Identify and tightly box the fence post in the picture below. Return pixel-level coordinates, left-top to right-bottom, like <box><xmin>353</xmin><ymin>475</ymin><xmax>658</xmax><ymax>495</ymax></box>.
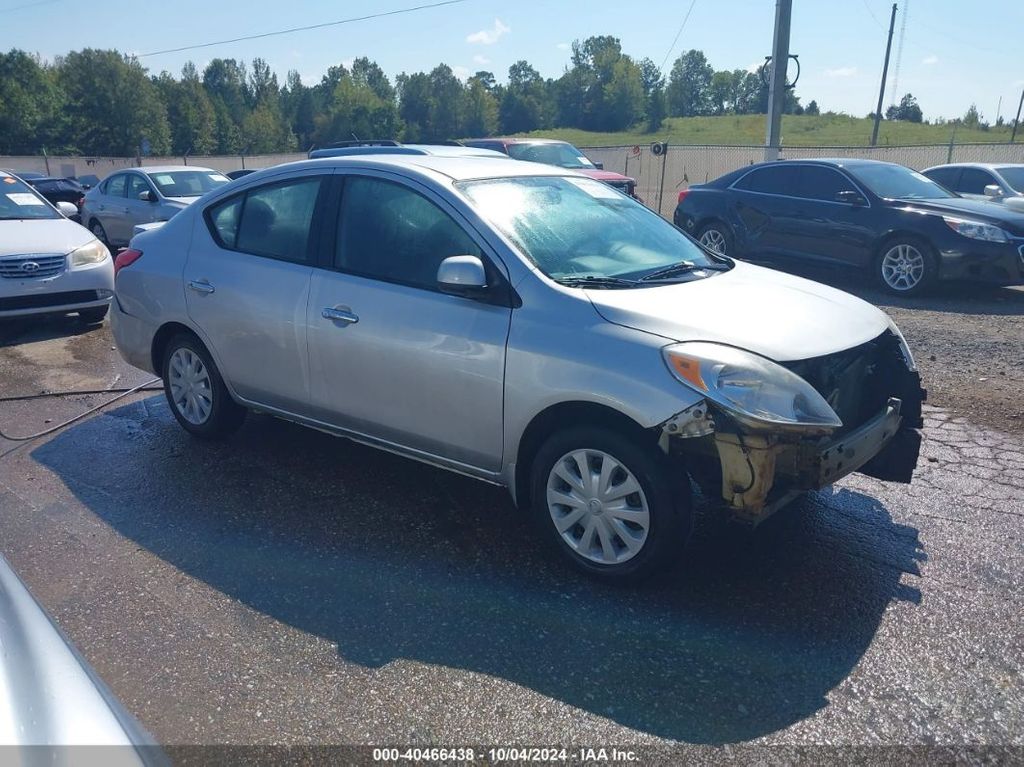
<box><xmin>657</xmin><ymin>145</ymin><xmax>668</xmax><ymax>216</ymax></box>
<box><xmin>42</xmin><ymin>148</ymin><xmax>50</xmax><ymax>176</ymax></box>
<box><xmin>240</xmin><ymin>155</ymin><xmax>246</xmax><ymax>170</ymax></box>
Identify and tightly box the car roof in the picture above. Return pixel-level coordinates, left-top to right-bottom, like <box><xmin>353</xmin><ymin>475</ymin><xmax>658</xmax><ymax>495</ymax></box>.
<box><xmin>308</xmin><ymin>144</ymin><xmax>505</xmax><ymax>159</ymax></box>
<box><xmin>470</xmin><ymin>137</ymin><xmax>570</xmax><ymax>146</ymax></box>
<box><xmin>137</xmin><ymin>165</ymin><xmax>217</xmax><ymax>174</ymax></box>
<box><xmin>921</xmin><ymin>162</ymin><xmax>1024</xmax><ymax>171</ymax></box>
<box><xmin>249</xmin><ymin>155</ymin><xmax>572</xmax><ymax>184</ymax></box>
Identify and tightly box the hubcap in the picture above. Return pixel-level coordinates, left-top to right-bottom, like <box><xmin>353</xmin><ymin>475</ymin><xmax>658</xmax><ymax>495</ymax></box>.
<box><xmin>168</xmin><ymin>348</ymin><xmax>213</xmax><ymax>425</ymax></box>
<box><xmin>699</xmin><ymin>228</ymin><xmax>727</xmax><ymax>254</ymax></box>
<box><xmin>881</xmin><ymin>244</ymin><xmax>925</xmax><ymax>291</ymax></box>
<box><xmin>546</xmin><ymin>449</ymin><xmax>650</xmax><ymax>566</ymax></box>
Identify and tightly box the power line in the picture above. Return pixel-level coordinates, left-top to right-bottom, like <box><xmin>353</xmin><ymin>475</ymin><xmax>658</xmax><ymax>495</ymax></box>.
<box><xmin>659</xmin><ymin>0</ymin><xmax>699</xmax><ymax>72</ymax></box>
<box><xmin>860</xmin><ymin>0</ymin><xmax>884</xmax><ymax>28</ymax></box>
<box><xmin>0</xmin><ymin>0</ymin><xmax>62</xmax><ymax>14</ymax></box>
<box><xmin>139</xmin><ymin>0</ymin><xmax>471</xmax><ymax>58</ymax></box>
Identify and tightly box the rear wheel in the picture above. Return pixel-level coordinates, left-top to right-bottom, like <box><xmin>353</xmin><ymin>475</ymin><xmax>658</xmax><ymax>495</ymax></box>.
<box><xmin>161</xmin><ymin>333</ymin><xmax>246</xmax><ymax>439</ymax></box>
<box><xmin>78</xmin><ymin>306</ymin><xmax>108</xmax><ymax>324</ymax></box>
<box><xmin>876</xmin><ymin>237</ymin><xmax>938</xmax><ymax>295</ymax></box>
<box><xmin>530</xmin><ymin>426</ymin><xmax>692</xmax><ymax>583</ymax></box>
<box><xmin>696</xmin><ymin>221</ymin><xmax>734</xmax><ymax>257</ymax></box>
<box><xmin>89</xmin><ymin>219</ymin><xmax>111</xmax><ymax>248</ymax></box>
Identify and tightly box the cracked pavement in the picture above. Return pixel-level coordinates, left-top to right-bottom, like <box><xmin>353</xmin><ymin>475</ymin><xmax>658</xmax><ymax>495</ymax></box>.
<box><xmin>0</xmin><ymin>311</ymin><xmax>1021</xmax><ymax>749</ymax></box>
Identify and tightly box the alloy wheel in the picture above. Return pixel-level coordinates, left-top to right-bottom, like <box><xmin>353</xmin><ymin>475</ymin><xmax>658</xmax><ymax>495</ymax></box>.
<box><xmin>546</xmin><ymin>449</ymin><xmax>650</xmax><ymax>565</ymax></box>
<box><xmin>881</xmin><ymin>244</ymin><xmax>925</xmax><ymax>291</ymax></box>
<box><xmin>699</xmin><ymin>228</ymin><xmax>727</xmax><ymax>255</ymax></box>
<box><xmin>168</xmin><ymin>347</ymin><xmax>213</xmax><ymax>425</ymax></box>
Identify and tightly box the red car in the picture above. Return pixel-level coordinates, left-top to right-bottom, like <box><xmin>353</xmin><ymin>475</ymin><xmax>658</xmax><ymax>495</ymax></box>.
<box><xmin>462</xmin><ymin>138</ymin><xmax>640</xmax><ymax>199</ymax></box>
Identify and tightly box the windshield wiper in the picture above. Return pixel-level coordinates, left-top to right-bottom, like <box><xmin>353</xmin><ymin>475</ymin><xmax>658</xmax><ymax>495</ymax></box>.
<box><xmin>554</xmin><ymin>275</ymin><xmax>638</xmax><ymax>289</ymax></box>
<box><xmin>640</xmin><ymin>261</ymin><xmax>730</xmax><ymax>281</ymax></box>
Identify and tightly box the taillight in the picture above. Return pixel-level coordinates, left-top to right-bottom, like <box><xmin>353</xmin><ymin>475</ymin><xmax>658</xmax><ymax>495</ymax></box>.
<box><xmin>114</xmin><ymin>248</ymin><xmax>142</xmax><ymax>276</ymax></box>
<box><xmin>75</xmin><ymin>196</ymin><xmax>85</xmax><ymax>208</ymax></box>
<box><xmin>677</xmin><ymin>189</ymin><xmax>691</xmax><ymax>205</ymax></box>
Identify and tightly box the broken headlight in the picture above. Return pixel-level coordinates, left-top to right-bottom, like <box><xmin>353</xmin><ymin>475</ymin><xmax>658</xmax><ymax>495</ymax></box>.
<box><xmin>662</xmin><ymin>342</ymin><xmax>842</xmax><ymax>429</ymax></box>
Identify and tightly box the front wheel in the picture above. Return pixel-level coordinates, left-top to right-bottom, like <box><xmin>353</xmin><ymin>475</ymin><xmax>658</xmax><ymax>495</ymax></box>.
<box><xmin>89</xmin><ymin>219</ymin><xmax>111</xmax><ymax>248</ymax></box>
<box><xmin>876</xmin><ymin>237</ymin><xmax>938</xmax><ymax>295</ymax></box>
<box><xmin>162</xmin><ymin>333</ymin><xmax>246</xmax><ymax>439</ymax></box>
<box><xmin>530</xmin><ymin>426</ymin><xmax>692</xmax><ymax>583</ymax></box>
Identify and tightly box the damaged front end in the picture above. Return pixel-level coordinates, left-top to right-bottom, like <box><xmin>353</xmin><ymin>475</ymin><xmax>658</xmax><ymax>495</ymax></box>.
<box><xmin>659</xmin><ymin>330</ymin><xmax>925</xmax><ymax>524</ymax></box>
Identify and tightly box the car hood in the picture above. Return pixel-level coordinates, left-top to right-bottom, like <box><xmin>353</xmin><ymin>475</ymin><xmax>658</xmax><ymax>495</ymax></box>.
<box><xmin>0</xmin><ymin>218</ymin><xmax>96</xmax><ymax>257</ymax></box>
<box><xmin>579</xmin><ymin>169</ymin><xmax>636</xmax><ymax>184</ymax></box>
<box><xmin>584</xmin><ymin>261</ymin><xmax>889</xmax><ymax>362</ymax></box>
<box><xmin>895</xmin><ymin>196</ymin><xmax>1024</xmax><ymax>233</ymax></box>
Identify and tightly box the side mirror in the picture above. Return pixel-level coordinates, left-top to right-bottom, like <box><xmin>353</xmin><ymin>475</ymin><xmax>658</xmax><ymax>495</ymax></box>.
<box><xmin>437</xmin><ymin>255</ymin><xmax>488</xmax><ymax>298</ymax></box>
<box><xmin>56</xmin><ymin>201</ymin><xmax>78</xmax><ymax>218</ymax></box>
<box><xmin>139</xmin><ymin>190</ymin><xmax>156</xmax><ymax>202</ymax></box>
<box><xmin>592</xmin><ymin>161</ymin><xmax>604</xmax><ymax>170</ymax></box>
<box><xmin>983</xmin><ymin>184</ymin><xmax>1004</xmax><ymax>199</ymax></box>
<box><xmin>835</xmin><ymin>190</ymin><xmax>867</xmax><ymax>206</ymax></box>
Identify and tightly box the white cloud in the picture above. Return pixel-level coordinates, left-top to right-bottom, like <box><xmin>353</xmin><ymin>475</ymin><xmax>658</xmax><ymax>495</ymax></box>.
<box><xmin>467</xmin><ymin>18</ymin><xmax>510</xmax><ymax>45</ymax></box>
<box><xmin>824</xmin><ymin>66</ymin><xmax>858</xmax><ymax>78</ymax></box>
<box><xmin>342</xmin><ymin>58</ymin><xmax>354</xmax><ymax>70</ymax></box>
<box><xmin>453</xmin><ymin>65</ymin><xmax>471</xmax><ymax>82</ymax></box>
<box><xmin>473</xmin><ymin>54</ymin><xmax>490</xmax><ymax>65</ymax></box>
<box><xmin>556</xmin><ymin>42</ymin><xmax>570</xmax><ymax>51</ymax></box>
<box><xmin>745</xmin><ymin>61</ymin><xmax>762</xmax><ymax>74</ymax></box>
<box><xmin>922</xmin><ymin>55</ymin><xmax>939</xmax><ymax>65</ymax></box>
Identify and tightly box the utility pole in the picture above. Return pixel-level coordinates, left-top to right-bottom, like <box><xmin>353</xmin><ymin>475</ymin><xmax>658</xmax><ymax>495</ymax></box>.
<box><xmin>871</xmin><ymin>3</ymin><xmax>898</xmax><ymax>147</ymax></box>
<box><xmin>764</xmin><ymin>0</ymin><xmax>793</xmax><ymax>161</ymax></box>
<box><xmin>1012</xmin><ymin>89</ymin><xmax>1024</xmax><ymax>143</ymax></box>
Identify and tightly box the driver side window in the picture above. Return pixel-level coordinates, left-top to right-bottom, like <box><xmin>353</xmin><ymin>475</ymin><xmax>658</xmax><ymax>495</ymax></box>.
<box><xmin>335</xmin><ymin>176</ymin><xmax>481</xmax><ymax>290</ymax></box>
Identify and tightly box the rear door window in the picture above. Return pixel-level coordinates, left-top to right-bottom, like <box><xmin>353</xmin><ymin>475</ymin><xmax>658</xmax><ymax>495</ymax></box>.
<box><xmin>104</xmin><ymin>174</ymin><xmax>127</xmax><ymax>198</ymax></box>
<box><xmin>204</xmin><ymin>177</ymin><xmax>322</xmax><ymax>263</ymax></box>
<box><xmin>732</xmin><ymin>165</ymin><xmax>802</xmax><ymax>196</ymax></box>
<box><xmin>924</xmin><ymin>167</ymin><xmax>960</xmax><ymax>191</ymax></box>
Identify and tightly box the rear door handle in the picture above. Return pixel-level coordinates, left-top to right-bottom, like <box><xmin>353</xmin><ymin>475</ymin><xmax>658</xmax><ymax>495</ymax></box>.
<box><xmin>322</xmin><ymin>307</ymin><xmax>358</xmax><ymax>325</ymax></box>
<box><xmin>188</xmin><ymin>280</ymin><xmax>215</xmax><ymax>295</ymax></box>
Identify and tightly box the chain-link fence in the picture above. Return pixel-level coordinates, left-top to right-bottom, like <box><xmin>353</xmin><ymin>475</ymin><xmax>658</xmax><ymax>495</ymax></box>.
<box><xmin>4</xmin><ymin>142</ymin><xmax>1024</xmax><ymax>220</ymax></box>
<box><xmin>585</xmin><ymin>142</ymin><xmax>1024</xmax><ymax>218</ymax></box>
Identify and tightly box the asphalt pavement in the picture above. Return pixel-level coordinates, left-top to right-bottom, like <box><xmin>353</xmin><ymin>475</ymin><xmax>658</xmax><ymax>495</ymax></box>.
<box><xmin>0</xmin><ymin>313</ymin><xmax>1021</xmax><ymax>751</ymax></box>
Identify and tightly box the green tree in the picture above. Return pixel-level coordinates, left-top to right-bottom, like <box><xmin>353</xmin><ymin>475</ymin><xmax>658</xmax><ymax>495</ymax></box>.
<box><xmin>155</xmin><ymin>63</ymin><xmax>216</xmax><ymax>156</ymax></box>
<box><xmin>464</xmin><ymin>74</ymin><xmax>499</xmax><ymax>136</ymax></box>
<box><xmin>0</xmin><ymin>49</ymin><xmax>65</xmax><ymax>154</ymax></box>
<box><xmin>667</xmin><ymin>50</ymin><xmax>714</xmax><ymax>117</ymax></box>
<box><xmin>805</xmin><ymin>99</ymin><xmax>820</xmax><ymax>116</ymax></box>
<box><xmin>397</xmin><ymin>71</ymin><xmax>434</xmax><ymax>141</ymax></box>
<box><xmin>57</xmin><ymin>49</ymin><xmax>170</xmax><ymax>156</ymax></box>
<box><xmin>500</xmin><ymin>61</ymin><xmax>548</xmax><ymax>133</ymax></box>
<box><xmin>314</xmin><ymin>67</ymin><xmax>400</xmax><ymax>144</ymax></box>
<box><xmin>709</xmin><ymin>70</ymin><xmax>735</xmax><ymax>115</ymax></box>
<box><xmin>282</xmin><ymin>71</ymin><xmax>316</xmax><ymax>150</ymax></box>
<box><xmin>603</xmin><ymin>57</ymin><xmax>644</xmax><ymax>131</ymax></box>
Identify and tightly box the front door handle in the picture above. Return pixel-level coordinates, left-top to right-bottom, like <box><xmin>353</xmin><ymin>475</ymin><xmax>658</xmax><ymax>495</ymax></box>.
<box><xmin>322</xmin><ymin>307</ymin><xmax>358</xmax><ymax>325</ymax></box>
<box><xmin>188</xmin><ymin>280</ymin><xmax>215</xmax><ymax>295</ymax></box>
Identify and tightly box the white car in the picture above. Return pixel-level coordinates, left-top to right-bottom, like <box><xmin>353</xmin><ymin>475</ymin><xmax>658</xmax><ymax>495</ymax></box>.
<box><xmin>0</xmin><ymin>170</ymin><xmax>114</xmax><ymax>323</ymax></box>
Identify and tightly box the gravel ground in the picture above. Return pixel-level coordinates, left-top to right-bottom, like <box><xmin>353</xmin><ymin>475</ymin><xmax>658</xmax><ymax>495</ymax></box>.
<box><xmin>0</xmin><ymin>284</ymin><xmax>1022</xmax><ymax>755</ymax></box>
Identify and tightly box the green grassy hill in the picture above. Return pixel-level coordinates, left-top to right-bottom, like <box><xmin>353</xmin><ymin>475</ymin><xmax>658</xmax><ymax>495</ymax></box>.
<box><xmin>521</xmin><ymin>114</ymin><xmax>1017</xmax><ymax>147</ymax></box>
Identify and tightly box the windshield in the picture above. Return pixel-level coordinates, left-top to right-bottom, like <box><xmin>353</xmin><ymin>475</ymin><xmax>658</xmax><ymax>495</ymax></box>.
<box><xmin>847</xmin><ymin>163</ymin><xmax>954</xmax><ymax>200</ymax></box>
<box><xmin>0</xmin><ymin>175</ymin><xmax>59</xmax><ymax>220</ymax></box>
<box><xmin>997</xmin><ymin>167</ymin><xmax>1024</xmax><ymax>193</ymax></box>
<box><xmin>507</xmin><ymin>142</ymin><xmax>596</xmax><ymax>170</ymax></box>
<box><xmin>147</xmin><ymin>170</ymin><xmax>230</xmax><ymax>198</ymax></box>
<box><xmin>458</xmin><ymin>176</ymin><xmax>724</xmax><ymax>283</ymax></box>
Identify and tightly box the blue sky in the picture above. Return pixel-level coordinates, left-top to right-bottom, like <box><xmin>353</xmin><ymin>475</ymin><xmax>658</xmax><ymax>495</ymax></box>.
<box><xmin>4</xmin><ymin>0</ymin><xmax>1022</xmax><ymax>123</ymax></box>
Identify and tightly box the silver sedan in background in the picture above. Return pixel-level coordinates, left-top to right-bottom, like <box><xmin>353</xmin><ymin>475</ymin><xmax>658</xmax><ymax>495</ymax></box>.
<box><xmin>81</xmin><ymin>166</ymin><xmax>229</xmax><ymax>248</ymax></box>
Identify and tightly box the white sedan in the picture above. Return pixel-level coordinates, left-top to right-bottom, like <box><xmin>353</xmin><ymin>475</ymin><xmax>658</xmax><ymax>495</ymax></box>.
<box><xmin>0</xmin><ymin>170</ymin><xmax>113</xmax><ymax>323</ymax></box>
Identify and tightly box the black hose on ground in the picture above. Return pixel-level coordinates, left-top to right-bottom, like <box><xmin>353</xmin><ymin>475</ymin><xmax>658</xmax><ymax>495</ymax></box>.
<box><xmin>0</xmin><ymin>378</ymin><xmax>161</xmax><ymax>443</ymax></box>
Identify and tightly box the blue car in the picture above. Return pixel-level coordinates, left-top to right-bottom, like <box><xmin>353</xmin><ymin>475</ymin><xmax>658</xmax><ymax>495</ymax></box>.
<box><xmin>673</xmin><ymin>158</ymin><xmax>1024</xmax><ymax>295</ymax></box>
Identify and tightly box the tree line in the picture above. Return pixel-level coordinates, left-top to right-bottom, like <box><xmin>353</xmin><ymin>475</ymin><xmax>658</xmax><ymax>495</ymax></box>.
<box><xmin>5</xmin><ymin>37</ymin><xmax>937</xmax><ymax>158</ymax></box>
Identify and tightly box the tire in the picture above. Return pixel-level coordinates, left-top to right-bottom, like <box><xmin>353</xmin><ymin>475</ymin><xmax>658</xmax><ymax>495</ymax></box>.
<box><xmin>530</xmin><ymin>425</ymin><xmax>692</xmax><ymax>583</ymax></box>
<box><xmin>875</xmin><ymin>236</ymin><xmax>938</xmax><ymax>296</ymax></box>
<box><xmin>89</xmin><ymin>219</ymin><xmax>111</xmax><ymax>248</ymax></box>
<box><xmin>696</xmin><ymin>221</ymin><xmax>734</xmax><ymax>257</ymax></box>
<box><xmin>161</xmin><ymin>333</ymin><xmax>246</xmax><ymax>439</ymax></box>
<box><xmin>78</xmin><ymin>306</ymin><xmax>108</xmax><ymax>324</ymax></box>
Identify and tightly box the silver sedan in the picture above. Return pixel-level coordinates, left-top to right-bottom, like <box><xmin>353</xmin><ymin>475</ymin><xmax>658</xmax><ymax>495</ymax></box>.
<box><xmin>111</xmin><ymin>156</ymin><xmax>924</xmax><ymax>582</ymax></box>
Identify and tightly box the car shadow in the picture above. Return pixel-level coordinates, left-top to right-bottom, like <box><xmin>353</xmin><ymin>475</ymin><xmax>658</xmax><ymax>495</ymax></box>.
<box><xmin>32</xmin><ymin>399</ymin><xmax>925</xmax><ymax>744</ymax></box>
<box><xmin>745</xmin><ymin>257</ymin><xmax>1024</xmax><ymax>317</ymax></box>
<box><xmin>0</xmin><ymin>314</ymin><xmax>103</xmax><ymax>347</ymax></box>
